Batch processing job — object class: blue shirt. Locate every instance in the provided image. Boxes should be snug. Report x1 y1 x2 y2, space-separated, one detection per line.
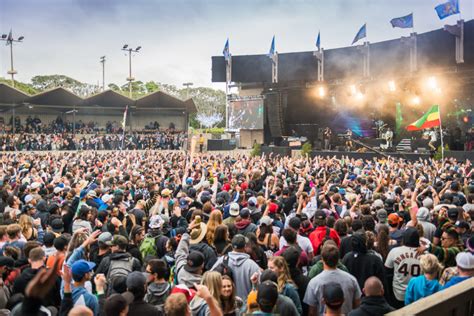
72 286 99 316
442 276 472 290
405 275 441 305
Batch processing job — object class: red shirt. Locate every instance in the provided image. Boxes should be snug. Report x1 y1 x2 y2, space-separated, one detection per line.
309 226 341 254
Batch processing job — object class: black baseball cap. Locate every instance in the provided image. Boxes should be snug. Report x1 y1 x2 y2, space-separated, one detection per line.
51 218 64 233
448 208 460 220
314 210 326 220
257 281 279 309
240 208 250 219
232 234 249 250
184 251 205 273
289 217 302 230
323 283 345 307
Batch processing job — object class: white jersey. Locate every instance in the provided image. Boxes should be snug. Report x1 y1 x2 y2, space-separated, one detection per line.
385 246 422 301
430 131 437 142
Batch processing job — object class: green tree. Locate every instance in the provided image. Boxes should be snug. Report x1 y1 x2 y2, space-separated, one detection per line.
0 77 38 95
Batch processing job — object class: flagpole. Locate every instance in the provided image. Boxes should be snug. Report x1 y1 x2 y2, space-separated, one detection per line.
438 105 445 160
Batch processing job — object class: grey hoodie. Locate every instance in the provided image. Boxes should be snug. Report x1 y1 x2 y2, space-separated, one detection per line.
176 233 203 288
211 251 260 301
145 282 171 306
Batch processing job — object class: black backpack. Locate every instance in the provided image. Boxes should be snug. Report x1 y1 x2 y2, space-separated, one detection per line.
214 255 234 281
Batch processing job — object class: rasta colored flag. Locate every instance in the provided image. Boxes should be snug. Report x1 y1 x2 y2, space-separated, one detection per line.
406 105 441 131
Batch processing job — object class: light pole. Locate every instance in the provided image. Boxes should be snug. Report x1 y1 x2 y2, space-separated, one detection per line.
100 56 106 91
1 30 24 88
183 82 193 99
121 44 141 98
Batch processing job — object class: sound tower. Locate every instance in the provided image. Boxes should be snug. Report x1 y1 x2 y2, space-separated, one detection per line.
265 91 286 140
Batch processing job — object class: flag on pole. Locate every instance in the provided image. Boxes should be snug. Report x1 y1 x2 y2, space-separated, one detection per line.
396 103 403 133
316 31 320 50
406 105 441 131
122 105 128 128
352 23 366 45
268 35 275 57
223 38 230 61
435 0 460 20
390 13 413 28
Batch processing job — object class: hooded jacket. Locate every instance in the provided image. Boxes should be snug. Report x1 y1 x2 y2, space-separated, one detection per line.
405 275 441 305
176 234 203 288
348 296 395 316
189 296 210 316
211 251 260 301
95 251 142 276
235 219 257 235
145 282 171 306
190 242 218 271
342 233 386 291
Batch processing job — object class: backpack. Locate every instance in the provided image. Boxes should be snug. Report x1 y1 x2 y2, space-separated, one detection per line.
214 255 234 281
107 257 134 294
140 235 159 258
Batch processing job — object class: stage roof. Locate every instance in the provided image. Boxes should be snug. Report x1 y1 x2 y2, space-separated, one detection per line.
211 19 474 84
0 85 195 113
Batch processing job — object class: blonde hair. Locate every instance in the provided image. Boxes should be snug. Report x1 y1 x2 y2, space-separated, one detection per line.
206 210 223 245
201 271 223 305
269 256 295 292
420 254 442 275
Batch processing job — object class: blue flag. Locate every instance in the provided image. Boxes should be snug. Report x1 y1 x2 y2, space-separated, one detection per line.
223 38 230 60
352 23 366 45
316 31 320 50
435 0 460 20
268 35 275 57
390 13 413 28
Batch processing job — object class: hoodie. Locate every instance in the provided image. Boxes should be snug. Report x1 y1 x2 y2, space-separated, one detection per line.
348 296 395 316
190 296 210 316
145 282 171 306
71 286 99 316
405 275 441 305
342 233 386 291
235 219 257 235
176 234 203 288
211 251 260 302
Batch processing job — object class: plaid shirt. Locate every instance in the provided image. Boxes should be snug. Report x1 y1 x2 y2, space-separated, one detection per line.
439 266 458 285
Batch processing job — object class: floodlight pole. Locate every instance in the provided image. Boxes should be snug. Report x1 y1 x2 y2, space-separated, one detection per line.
1 30 24 88
122 45 141 98
100 56 106 91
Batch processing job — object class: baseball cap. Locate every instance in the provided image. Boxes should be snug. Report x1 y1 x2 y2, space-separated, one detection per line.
51 218 64 233
171 284 196 303
248 197 257 207
179 198 189 209
314 210 327 220
416 207 430 221
43 232 55 245
257 281 279 309
161 188 172 198
30 182 41 190
323 283 345 307
388 213 401 225
240 208 250 219
259 215 273 226
111 235 128 248
24 194 34 204
184 251 205 273
267 202 278 214
98 232 113 246
229 203 240 217
126 271 146 291
455 252 474 270
289 217 302 230
149 215 164 229
87 190 97 198
376 209 388 222
101 194 113 203
232 234 249 249
0 256 14 268
448 208 459 220
454 220 470 230
372 199 384 209
402 227 420 248
53 187 64 194
71 259 96 279
422 197 434 209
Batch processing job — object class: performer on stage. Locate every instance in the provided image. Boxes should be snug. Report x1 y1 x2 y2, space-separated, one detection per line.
345 129 353 151
323 127 332 150
385 127 393 149
428 128 438 152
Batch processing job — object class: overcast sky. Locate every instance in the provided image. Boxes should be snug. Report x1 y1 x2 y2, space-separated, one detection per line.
1 0 473 90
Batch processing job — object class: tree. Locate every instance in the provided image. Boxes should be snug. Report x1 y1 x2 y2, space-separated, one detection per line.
30 75 99 97
0 77 38 95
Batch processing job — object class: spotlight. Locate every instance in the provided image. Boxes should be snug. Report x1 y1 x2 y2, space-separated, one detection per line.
317 86 326 98
427 76 437 90
463 116 469 123
18 36 24 41
356 92 364 100
123 44 128 49
349 85 357 95
412 96 420 105
388 80 396 92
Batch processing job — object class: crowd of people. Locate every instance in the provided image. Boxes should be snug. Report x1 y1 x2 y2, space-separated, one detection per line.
0 151 472 316
0 131 187 151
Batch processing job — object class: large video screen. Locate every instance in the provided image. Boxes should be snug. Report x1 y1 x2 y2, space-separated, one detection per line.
228 98 264 130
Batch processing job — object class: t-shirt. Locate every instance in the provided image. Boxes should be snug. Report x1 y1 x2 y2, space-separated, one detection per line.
304 269 361 315
385 246 422 301
279 234 314 255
